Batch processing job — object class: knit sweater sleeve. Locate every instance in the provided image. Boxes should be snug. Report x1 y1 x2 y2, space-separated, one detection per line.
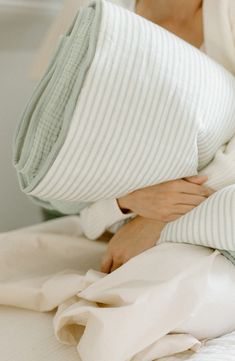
79 199 135 240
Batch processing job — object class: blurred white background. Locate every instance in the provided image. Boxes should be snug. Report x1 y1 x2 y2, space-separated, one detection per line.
0 0 62 231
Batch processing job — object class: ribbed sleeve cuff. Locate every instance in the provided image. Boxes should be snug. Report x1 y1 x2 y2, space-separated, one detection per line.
79 199 134 240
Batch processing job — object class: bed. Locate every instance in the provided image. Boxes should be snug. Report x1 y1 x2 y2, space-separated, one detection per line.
1 216 235 361
1 305 235 361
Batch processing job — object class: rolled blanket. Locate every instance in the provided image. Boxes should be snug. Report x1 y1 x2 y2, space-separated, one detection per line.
14 1 235 257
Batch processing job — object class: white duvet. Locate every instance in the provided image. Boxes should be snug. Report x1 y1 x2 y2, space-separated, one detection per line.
1 217 235 361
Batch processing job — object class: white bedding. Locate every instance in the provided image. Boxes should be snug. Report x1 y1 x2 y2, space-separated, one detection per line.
1 216 235 361
0 306 81 361
163 330 235 361
14 0 235 262
0 305 235 361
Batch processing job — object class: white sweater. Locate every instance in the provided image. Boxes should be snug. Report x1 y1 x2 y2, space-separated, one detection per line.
74 0 235 239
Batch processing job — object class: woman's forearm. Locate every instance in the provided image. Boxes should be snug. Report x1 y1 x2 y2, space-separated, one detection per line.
117 176 214 222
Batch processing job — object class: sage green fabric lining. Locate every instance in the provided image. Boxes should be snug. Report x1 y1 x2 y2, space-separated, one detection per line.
13 1 101 196
220 250 235 266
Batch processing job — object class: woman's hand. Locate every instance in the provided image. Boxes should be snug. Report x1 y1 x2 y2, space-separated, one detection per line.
117 176 214 222
100 216 165 273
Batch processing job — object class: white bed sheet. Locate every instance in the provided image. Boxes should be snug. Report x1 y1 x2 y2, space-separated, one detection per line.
0 306 81 361
163 330 235 361
1 305 235 361
1 216 235 360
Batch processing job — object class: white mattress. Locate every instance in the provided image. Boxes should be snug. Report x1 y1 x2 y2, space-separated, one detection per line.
1 305 235 361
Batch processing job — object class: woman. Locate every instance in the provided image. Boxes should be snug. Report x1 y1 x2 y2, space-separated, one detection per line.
36 0 235 273
99 0 235 273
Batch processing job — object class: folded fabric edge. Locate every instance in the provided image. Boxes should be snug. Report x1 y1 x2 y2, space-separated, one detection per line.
219 249 235 265
13 0 102 194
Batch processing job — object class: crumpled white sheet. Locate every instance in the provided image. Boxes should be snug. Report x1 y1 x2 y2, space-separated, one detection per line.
1 216 235 361
1 305 235 361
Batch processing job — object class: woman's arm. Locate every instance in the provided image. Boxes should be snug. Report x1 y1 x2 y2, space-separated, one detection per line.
117 176 214 222
75 176 213 240
101 216 165 273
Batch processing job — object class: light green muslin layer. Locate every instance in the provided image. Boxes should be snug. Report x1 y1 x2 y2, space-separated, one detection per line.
220 250 235 266
13 1 101 197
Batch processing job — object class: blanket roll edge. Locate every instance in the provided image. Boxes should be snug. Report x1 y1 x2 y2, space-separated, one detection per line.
13 0 102 194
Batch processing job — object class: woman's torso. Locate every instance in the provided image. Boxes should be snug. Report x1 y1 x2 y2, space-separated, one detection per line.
111 0 235 75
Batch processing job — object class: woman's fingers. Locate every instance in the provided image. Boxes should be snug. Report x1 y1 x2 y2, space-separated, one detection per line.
163 214 185 222
100 254 113 273
173 204 197 215
110 261 123 273
184 175 208 184
165 203 202 222
162 205 195 221
117 177 215 224
173 193 207 206
174 179 214 197
101 255 124 273
101 254 124 273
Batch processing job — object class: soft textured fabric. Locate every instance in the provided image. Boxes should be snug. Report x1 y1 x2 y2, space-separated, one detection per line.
79 198 135 239
159 137 235 262
14 1 101 197
163 331 235 361
14 0 235 260
15 0 235 243
2 305 235 361
1 217 235 361
203 0 235 76
77 0 235 241
18 1 235 201
0 306 80 361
